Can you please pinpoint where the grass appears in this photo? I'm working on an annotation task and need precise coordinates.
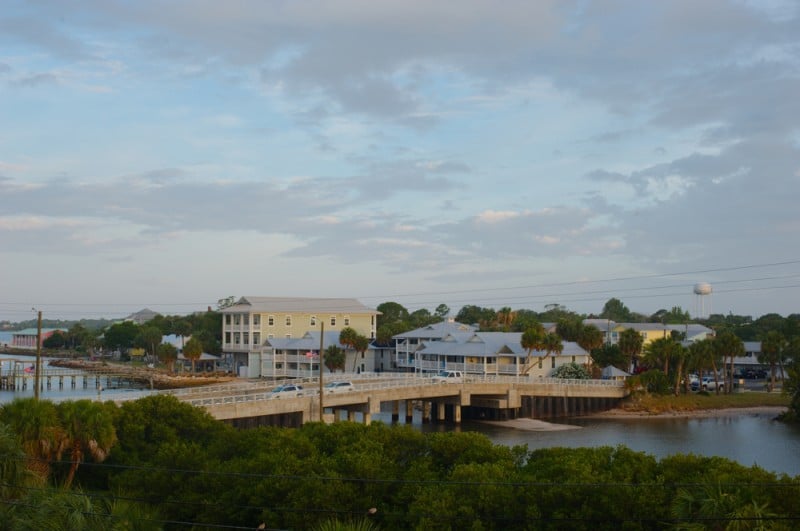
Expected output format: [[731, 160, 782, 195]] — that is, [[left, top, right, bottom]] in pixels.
[[619, 390, 790, 414]]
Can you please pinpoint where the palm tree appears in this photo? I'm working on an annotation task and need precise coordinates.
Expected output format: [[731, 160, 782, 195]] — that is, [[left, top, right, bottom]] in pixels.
[[759, 331, 786, 392], [0, 424, 36, 499], [642, 337, 680, 377], [351, 334, 370, 373], [183, 337, 203, 375], [713, 330, 745, 394], [520, 323, 546, 375], [541, 333, 564, 375], [0, 397, 65, 482], [671, 343, 688, 396], [577, 325, 604, 376], [157, 343, 179, 373], [618, 328, 644, 373], [496, 307, 516, 331], [57, 400, 117, 488]]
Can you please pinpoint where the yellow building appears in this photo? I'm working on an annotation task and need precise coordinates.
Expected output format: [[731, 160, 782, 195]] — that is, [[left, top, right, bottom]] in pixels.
[[611, 322, 713, 347], [221, 296, 379, 377]]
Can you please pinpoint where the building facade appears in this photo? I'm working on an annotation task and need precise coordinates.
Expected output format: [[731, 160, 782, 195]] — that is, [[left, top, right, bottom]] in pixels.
[[221, 296, 379, 377]]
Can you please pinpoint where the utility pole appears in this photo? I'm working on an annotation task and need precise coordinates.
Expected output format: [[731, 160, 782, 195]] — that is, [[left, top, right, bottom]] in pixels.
[[319, 321, 324, 422], [35, 310, 42, 400]]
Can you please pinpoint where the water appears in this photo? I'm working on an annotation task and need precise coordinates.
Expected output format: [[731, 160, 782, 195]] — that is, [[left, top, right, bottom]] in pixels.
[[373, 406, 800, 477], [0, 354, 155, 403]]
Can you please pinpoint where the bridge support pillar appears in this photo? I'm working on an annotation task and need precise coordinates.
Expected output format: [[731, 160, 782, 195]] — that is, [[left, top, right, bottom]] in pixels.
[[454, 404, 461, 424], [363, 411, 371, 426], [391, 401, 399, 422], [347, 410, 355, 422], [422, 401, 432, 423], [405, 401, 414, 424], [436, 402, 445, 422]]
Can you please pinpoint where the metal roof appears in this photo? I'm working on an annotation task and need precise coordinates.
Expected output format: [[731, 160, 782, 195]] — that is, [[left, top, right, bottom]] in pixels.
[[222, 296, 379, 314], [392, 320, 477, 340]]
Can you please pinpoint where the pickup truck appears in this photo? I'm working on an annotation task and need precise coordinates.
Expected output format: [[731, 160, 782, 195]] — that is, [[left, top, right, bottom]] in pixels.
[[431, 370, 465, 383]]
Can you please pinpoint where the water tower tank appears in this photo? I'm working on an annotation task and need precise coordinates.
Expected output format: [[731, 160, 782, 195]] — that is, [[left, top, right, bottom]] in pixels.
[[693, 282, 712, 295]]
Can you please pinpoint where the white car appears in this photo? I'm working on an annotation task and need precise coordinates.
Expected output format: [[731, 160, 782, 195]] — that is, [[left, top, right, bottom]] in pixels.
[[268, 384, 304, 398], [324, 381, 355, 393], [431, 370, 464, 383]]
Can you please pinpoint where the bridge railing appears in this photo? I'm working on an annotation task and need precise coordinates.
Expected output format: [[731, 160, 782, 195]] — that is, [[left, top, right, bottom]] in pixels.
[[176, 374, 625, 407]]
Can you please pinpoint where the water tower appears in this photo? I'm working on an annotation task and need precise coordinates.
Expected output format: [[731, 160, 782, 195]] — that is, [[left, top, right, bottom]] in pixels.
[[693, 282, 712, 318]]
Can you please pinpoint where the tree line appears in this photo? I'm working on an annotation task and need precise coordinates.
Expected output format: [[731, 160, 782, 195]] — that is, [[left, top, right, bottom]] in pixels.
[[1, 394, 799, 530]]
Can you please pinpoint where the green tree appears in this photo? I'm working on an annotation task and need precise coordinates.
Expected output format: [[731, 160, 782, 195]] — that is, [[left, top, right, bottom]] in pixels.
[[714, 330, 745, 394], [0, 423, 35, 499], [351, 334, 370, 373], [134, 325, 163, 363], [183, 337, 203, 374], [408, 308, 434, 328], [173, 319, 192, 349], [591, 343, 628, 372], [541, 332, 564, 374], [375, 302, 409, 328], [434, 304, 450, 319], [642, 337, 679, 377], [759, 331, 786, 392], [157, 343, 179, 373], [103, 321, 140, 353], [324, 345, 345, 372], [520, 323, 546, 375], [496, 306, 515, 331], [555, 317, 583, 342], [42, 331, 66, 349], [0, 398, 65, 483], [599, 297, 632, 322], [618, 328, 644, 372], [577, 325, 604, 376], [57, 400, 117, 488]]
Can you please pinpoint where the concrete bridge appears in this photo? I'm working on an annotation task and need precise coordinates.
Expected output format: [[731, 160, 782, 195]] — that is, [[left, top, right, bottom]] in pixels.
[[171, 375, 628, 428]]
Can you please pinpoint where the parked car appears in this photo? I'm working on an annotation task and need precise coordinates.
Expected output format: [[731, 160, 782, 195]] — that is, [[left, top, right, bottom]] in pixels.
[[268, 384, 304, 398], [324, 381, 355, 393], [431, 370, 465, 383]]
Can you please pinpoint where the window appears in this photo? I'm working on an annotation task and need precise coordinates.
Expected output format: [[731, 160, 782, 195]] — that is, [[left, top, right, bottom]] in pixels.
[[371, 315, 375, 326], [538, 359, 542, 369], [344, 316, 350, 326], [330, 316, 336, 326], [234, 314, 240, 325], [253, 314, 260, 326], [268, 315, 274, 326], [310, 315, 316, 326], [285, 315, 292, 326], [243, 332, 249, 345], [253, 332, 260, 345], [551, 357, 556, 369], [571, 355, 576, 363], [225, 315, 231, 325], [225, 332, 231, 344], [244, 314, 249, 325], [234, 333, 240, 345]]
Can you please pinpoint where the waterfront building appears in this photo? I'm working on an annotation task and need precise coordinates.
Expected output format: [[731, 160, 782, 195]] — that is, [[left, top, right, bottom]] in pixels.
[[610, 322, 713, 346], [221, 296, 379, 377], [10, 328, 66, 349], [392, 322, 589, 377]]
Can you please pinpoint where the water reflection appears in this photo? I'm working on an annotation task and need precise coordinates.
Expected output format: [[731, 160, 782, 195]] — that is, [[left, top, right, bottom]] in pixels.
[[373, 405, 800, 477]]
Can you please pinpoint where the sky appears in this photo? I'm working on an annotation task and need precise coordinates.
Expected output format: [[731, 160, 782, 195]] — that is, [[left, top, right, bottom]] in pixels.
[[1, 0, 799, 322]]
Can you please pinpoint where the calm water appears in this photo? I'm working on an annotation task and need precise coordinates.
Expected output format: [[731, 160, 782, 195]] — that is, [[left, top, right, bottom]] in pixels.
[[375, 407, 800, 477], [0, 354, 155, 403], [2, 353, 797, 478]]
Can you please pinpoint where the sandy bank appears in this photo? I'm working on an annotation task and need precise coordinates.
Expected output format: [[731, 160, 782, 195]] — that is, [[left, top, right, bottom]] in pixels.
[[479, 418, 582, 432], [585, 406, 788, 419]]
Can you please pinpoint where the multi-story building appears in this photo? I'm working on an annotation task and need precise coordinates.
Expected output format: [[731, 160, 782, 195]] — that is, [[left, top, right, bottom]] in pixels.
[[221, 296, 379, 377]]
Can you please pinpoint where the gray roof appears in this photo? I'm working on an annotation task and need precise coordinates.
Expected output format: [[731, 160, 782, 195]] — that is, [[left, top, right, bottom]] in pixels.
[[583, 319, 618, 330], [417, 332, 588, 359], [222, 296, 378, 315], [601, 365, 630, 378], [393, 320, 477, 340], [614, 322, 712, 337], [265, 331, 346, 351]]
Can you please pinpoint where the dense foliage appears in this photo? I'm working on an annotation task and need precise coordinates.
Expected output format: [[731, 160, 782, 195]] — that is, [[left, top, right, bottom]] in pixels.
[[2, 395, 799, 530]]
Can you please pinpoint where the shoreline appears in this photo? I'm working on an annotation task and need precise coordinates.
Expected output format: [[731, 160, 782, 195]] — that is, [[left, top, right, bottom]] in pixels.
[[478, 406, 788, 432], [585, 405, 787, 419]]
